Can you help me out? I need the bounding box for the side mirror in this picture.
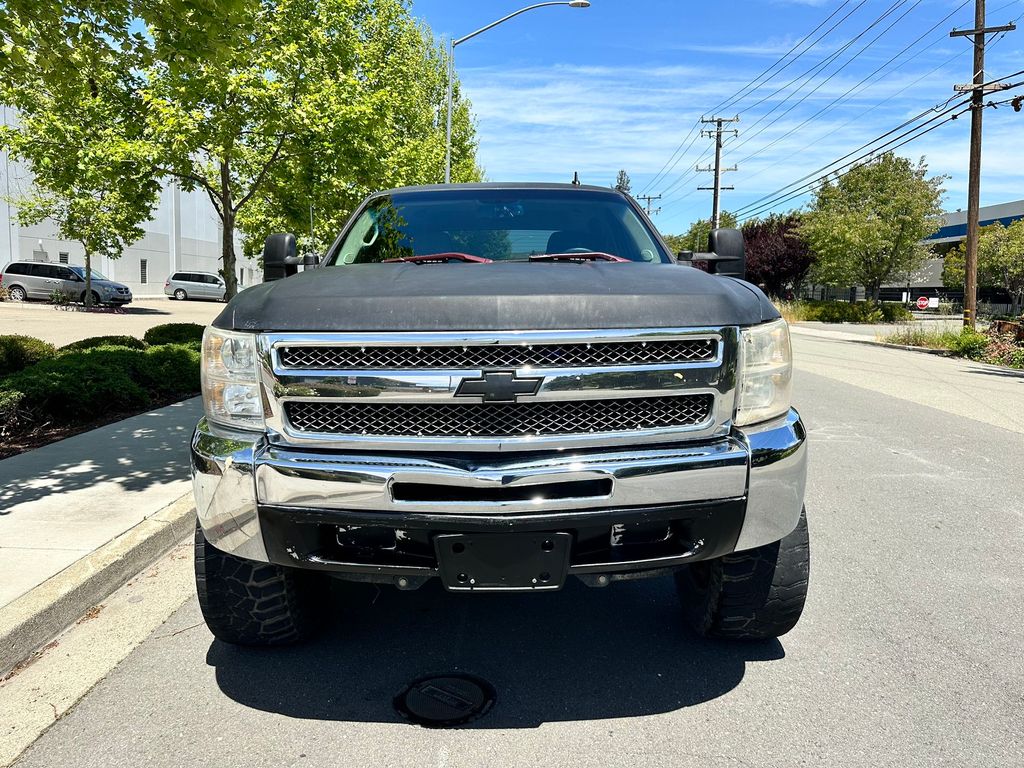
[302,253,319,268]
[263,233,297,282]
[707,228,745,280]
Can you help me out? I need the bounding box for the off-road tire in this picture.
[174,288,187,300]
[194,523,324,646]
[7,285,26,301]
[675,507,809,639]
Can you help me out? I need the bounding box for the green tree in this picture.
[667,212,738,254]
[943,220,1024,316]
[0,34,160,308]
[615,170,631,194]
[799,154,945,303]
[235,1,480,260]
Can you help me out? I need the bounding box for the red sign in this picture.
[916,296,929,310]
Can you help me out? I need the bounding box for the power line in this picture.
[735,105,971,223]
[657,0,911,212]
[639,0,862,195]
[732,67,1024,219]
[723,7,1021,200]
[727,0,917,158]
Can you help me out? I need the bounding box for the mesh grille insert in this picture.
[285,394,714,438]
[278,338,716,370]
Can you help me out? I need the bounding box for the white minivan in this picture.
[164,271,226,301]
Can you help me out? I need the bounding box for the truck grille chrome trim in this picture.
[278,338,716,370]
[285,394,714,439]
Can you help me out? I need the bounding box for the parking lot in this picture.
[0,299,223,346]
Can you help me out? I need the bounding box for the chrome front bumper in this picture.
[191,409,807,566]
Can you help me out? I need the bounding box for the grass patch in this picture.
[777,300,913,324]
[882,326,1022,368]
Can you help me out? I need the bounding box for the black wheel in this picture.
[675,507,809,639]
[174,288,187,300]
[7,285,26,301]
[194,523,325,646]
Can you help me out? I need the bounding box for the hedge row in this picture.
[0,323,205,377]
[0,323,206,435]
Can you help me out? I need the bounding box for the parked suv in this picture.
[1,261,132,305]
[165,271,226,301]
[192,183,809,646]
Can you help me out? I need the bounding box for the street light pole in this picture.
[444,0,590,184]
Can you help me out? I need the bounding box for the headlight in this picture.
[735,318,792,427]
[201,327,264,429]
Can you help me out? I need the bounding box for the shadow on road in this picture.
[962,364,1024,381]
[207,577,784,728]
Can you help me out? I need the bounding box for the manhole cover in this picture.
[394,673,495,727]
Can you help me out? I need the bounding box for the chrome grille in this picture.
[278,338,716,370]
[285,394,714,438]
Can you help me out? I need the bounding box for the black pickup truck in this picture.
[191,182,808,644]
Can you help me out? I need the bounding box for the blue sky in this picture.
[410,0,1024,234]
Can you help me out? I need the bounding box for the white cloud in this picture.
[458,38,1024,232]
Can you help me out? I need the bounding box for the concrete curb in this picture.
[0,494,195,677]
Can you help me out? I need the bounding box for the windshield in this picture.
[328,188,670,265]
[69,266,110,281]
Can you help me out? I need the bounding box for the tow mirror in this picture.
[707,228,746,280]
[676,228,746,280]
[302,253,319,268]
[262,233,298,282]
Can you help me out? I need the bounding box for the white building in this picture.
[1,107,259,297]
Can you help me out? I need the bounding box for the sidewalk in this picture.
[0,397,200,610]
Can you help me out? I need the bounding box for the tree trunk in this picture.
[84,250,93,309]
[870,284,881,304]
[220,160,238,300]
[1012,292,1022,318]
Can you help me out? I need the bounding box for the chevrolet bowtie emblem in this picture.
[454,371,543,403]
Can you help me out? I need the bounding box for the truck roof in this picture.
[378,182,625,197]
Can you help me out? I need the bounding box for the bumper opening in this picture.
[258,500,745,585]
[391,478,612,504]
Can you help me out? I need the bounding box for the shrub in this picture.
[0,349,151,423]
[136,343,202,397]
[879,303,913,322]
[946,328,988,358]
[0,335,58,376]
[0,344,201,430]
[60,335,148,353]
[143,323,205,346]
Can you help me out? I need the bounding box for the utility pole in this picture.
[697,116,739,228]
[951,1,1015,327]
[636,193,662,216]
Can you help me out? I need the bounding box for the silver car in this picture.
[1,261,133,305]
[164,271,226,301]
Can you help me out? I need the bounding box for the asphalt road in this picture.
[11,335,1024,767]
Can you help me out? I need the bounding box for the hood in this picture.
[213,262,779,332]
[90,279,129,291]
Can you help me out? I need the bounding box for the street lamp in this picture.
[444,0,590,184]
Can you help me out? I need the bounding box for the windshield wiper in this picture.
[528,251,628,263]
[383,252,493,264]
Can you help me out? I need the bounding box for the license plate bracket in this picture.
[434,532,573,592]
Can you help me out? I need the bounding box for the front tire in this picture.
[675,507,809,639]
[194,524,324,646]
